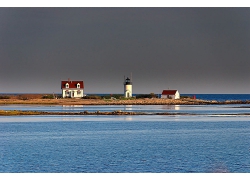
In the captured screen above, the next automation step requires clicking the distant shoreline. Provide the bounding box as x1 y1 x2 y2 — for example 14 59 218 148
0 97 250 106
1 109 250 116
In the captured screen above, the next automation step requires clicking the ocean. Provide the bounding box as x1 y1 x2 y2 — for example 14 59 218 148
0 115 250 173
0 94 250 173
182 94 250 101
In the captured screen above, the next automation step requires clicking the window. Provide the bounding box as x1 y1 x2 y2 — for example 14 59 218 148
77 90 81 95
77 83 80 88
65 83 69 88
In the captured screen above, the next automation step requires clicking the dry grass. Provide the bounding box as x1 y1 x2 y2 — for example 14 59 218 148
0 97 235 105
0 110 41 116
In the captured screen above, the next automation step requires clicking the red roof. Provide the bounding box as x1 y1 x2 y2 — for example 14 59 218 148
162 90 177 95
61 80 84 89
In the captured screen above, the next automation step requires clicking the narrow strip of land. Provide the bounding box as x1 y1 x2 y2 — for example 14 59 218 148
1 110 250 116
0 98 250 105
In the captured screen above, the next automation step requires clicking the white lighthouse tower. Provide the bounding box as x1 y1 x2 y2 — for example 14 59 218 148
124 75 132 98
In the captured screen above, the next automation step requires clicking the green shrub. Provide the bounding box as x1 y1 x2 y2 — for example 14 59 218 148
120 97 136 100
83 95 102 99
0 96 10 99
18 95 29 100
42 95 54 99
136 93 157 99
102 94 123 99
180 96 192 99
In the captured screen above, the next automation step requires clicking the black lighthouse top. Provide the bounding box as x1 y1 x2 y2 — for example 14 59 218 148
124 77 132 85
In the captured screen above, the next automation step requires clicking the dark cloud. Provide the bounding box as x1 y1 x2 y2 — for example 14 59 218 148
1 8 250 94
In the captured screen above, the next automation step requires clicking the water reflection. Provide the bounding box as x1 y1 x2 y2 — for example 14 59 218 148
62 105 84 108
161 105 180 110
1 104 250 115
123 105 133 111
1 114 250 123
61 116 85 122
123 116 133 121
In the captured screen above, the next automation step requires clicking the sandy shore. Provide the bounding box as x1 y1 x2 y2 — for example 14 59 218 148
0 97 249 105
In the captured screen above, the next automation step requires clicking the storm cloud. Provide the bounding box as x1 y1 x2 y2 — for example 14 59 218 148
1 8 250 94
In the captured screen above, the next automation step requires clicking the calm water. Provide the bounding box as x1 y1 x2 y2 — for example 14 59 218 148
0 105 250 173
183 94 250 101
1 104 250 115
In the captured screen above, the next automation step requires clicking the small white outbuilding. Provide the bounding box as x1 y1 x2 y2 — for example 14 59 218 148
161 90 180 99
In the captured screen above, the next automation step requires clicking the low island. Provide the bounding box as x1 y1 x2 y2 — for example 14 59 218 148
0 93 249 105
0 94 250 116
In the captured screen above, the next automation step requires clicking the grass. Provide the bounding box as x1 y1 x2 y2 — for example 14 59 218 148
0 110 41 116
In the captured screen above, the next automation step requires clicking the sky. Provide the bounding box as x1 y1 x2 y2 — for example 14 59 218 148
1 7 250 94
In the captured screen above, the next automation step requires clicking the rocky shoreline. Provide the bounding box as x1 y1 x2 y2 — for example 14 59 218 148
0 98 250 105
0 110 166 116
1 110 250 116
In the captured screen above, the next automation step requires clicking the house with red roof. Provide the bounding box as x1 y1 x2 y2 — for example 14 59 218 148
161 90 180 99
61 79 84 98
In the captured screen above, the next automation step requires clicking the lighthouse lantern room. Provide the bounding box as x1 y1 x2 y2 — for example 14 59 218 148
124 76 132 98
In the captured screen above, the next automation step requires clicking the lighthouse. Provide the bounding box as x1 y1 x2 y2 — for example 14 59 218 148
124 76 132 98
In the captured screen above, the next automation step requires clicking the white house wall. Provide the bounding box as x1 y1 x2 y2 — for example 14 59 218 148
175 91 180 99
62 89 84 98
